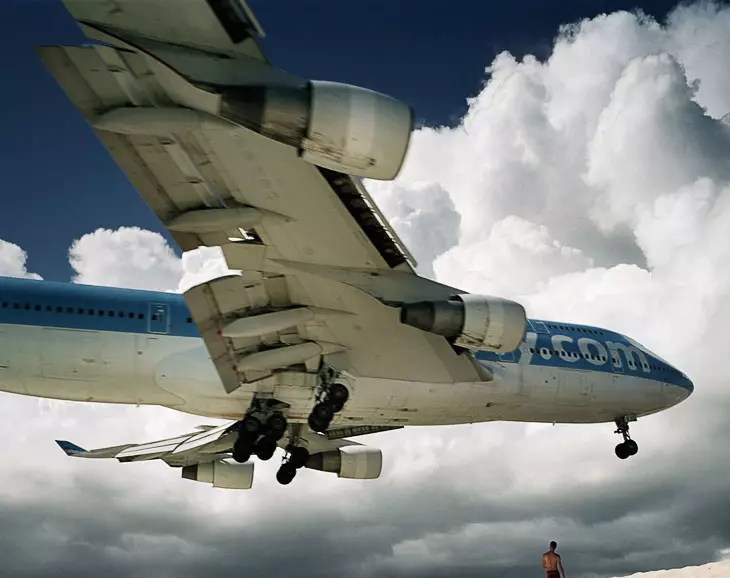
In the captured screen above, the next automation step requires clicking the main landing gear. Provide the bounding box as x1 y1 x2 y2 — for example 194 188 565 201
307 379 349 433
276 445 310 485
614 416 639 460
232 411 288 464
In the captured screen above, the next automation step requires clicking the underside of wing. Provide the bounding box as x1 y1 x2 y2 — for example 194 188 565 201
37 0 486 400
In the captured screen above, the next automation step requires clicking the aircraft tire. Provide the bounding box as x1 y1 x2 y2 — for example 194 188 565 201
255 437 277 461
308 403 334 433
615 442 632 460
266 414 288 439
233 438 254 463
624 439 639 456
328 383 349 407
289 447 310 469
276 463 297 485
240 415 262 436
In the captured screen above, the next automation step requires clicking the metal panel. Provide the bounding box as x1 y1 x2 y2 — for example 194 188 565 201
41 329 102 381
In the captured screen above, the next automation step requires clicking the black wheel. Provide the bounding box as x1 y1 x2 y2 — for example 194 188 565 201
328 383 349 407
233 438 253 463
276 463 297 485
615 442 631 460
289 446 310 469
266 414 288 438
308 403 334 433
255 437 277 461
240 415 262 436
308 414 327 433
624 439 638 456
312 402 334 423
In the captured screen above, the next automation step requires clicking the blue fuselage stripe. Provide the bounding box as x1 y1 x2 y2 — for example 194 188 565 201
0 276 693 393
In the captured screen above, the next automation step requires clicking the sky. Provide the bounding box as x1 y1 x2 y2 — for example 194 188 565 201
1 0 730 577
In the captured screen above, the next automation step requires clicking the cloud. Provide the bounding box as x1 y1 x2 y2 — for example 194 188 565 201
366 180 461 277
0 239 42 279
68 226 236 293
69 227 182 291
3 2 730 578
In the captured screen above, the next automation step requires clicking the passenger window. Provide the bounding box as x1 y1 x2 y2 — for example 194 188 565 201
78 308 85 314
56 306 62 312
128 312 135 319
107 311 114 317
137 313 144 320
34 305 41 311
151 314 158 321
0 302 6 308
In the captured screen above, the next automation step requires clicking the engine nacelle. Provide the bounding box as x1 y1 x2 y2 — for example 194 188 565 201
218 81 413 180
181 459 254 489
304 445 383 479
400 294 527 353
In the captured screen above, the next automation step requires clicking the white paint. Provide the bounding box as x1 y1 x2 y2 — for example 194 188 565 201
0 323 687 427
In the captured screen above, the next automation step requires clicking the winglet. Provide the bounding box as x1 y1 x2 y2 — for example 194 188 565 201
55 440 87 456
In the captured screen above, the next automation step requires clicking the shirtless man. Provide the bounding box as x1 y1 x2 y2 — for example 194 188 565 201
542 541 566 578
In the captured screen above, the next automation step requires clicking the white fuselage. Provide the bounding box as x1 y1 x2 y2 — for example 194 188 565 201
0 320 690 427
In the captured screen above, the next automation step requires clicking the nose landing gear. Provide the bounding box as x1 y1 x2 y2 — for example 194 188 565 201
614 416 639 460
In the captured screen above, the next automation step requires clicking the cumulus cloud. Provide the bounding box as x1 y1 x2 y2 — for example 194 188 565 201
366 180 461 277
68 226 236 293
4 2 730 578
0 239 42 279
69 227 182 291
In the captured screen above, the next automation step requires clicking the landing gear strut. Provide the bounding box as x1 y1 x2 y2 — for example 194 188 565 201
232 406 289 464
276 446 310 485
307 372 350 433
614 416 639 460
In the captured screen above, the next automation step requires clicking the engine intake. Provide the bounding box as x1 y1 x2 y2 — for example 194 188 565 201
182 459 254 489
218 81 413 180
400 294 526 353
305 446 382 479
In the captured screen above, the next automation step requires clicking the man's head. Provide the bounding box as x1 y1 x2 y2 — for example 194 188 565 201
549 541 557 551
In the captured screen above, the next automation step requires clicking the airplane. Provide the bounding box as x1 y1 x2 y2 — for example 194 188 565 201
5 0 692 490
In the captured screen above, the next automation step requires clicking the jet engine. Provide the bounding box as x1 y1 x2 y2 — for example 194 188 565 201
400 294 527 353
181 459 254 489
217 81 413 180
305 445 383 479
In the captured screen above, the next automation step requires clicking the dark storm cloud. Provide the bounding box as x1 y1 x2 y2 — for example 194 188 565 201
1 398 730 578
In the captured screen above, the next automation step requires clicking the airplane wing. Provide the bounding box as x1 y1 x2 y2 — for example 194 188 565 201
55 421 393 488
55 421 238 466
37 0 486 407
